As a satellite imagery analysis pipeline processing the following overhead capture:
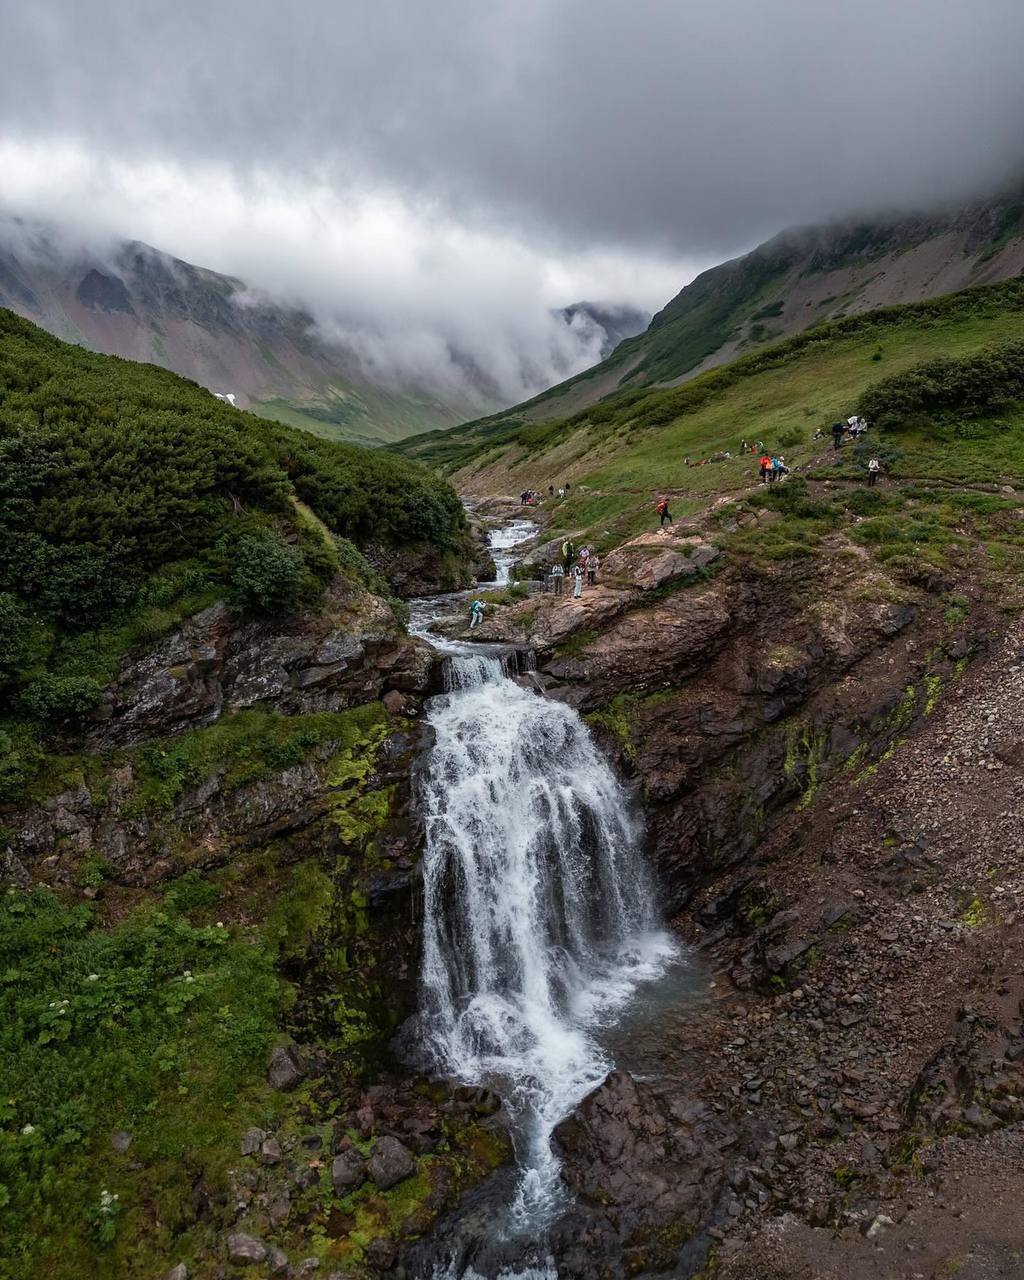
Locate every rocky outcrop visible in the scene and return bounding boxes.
[87,575,432,748]
[549,1070,728,1277]
[363,532,488,597]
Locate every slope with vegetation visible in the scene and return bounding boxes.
[0,310,513,1279]
[0,221,493,446]
[398,188,1024,448]
[398,275,1024,545]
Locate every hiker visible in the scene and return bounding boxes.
[468,599,485,629]
[587,552,599,586]
[562,538,576,572]
[548,485,554,496]
[772,455,789,481]
[759,453,772,483]
[867,457,881,487]
[550,563,564,595]
[578,546,590,572]
[572,563,584,598]
[656,496,672,527]
[831,420,845,450]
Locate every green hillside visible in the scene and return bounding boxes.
[399,192,1024,446]
[0,308,466,797]
[396,276,1024,519]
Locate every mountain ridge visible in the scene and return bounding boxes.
[413,187,1024,449]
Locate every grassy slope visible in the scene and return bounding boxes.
[253,383,475,449]
[434,280,1024,552]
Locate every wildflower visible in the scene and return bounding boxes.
[21,1123,35,1136]
[184,975,195,984]
[87,973,99,982]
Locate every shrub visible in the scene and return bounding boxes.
[19,675,105,720]
[857,341,1024,431]
[226,529,309,613]
[0,593,28,682]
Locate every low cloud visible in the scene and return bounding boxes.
[0,142,690,406]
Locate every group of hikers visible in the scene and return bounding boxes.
[757,453,791,483]
[521,483,573,504]
[545,539,599,598]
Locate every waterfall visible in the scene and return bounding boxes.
[419,654,678,1234]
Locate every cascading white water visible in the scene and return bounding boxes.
[419,654,678,1233]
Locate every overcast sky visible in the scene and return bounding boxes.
[2,0,1023,403]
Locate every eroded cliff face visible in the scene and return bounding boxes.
[453,504,1024,1280]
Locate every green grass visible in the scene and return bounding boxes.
[409,280,1024,569]
[0,889,284,1280]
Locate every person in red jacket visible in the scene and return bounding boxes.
[759,454,772,483]
[656,496,672,527]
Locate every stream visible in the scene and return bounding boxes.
[408,518,700,1279]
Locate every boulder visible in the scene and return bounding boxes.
[366,1135,416,1190]
[162,1266,188,1280]
[267,1045,307,1091]
[240,1127,267,1156]
[331,1148,367,1194]
[226,1233,267,1266]
[554,1070,725,1255]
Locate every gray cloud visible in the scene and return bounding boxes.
[0,1,1021,409]
[3,0,1022,258]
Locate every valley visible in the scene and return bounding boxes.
[3,207,1024,1280]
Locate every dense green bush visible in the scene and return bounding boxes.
[19,675,105,721]
[0,309,466,633]
[225,529,309,613]
[857,341,1024,430]
[0,593,28,680]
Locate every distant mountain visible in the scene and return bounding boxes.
[555,302,650,360]
[444,187,1024,434]
[0,218,494,446]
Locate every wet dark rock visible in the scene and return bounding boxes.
[554,1071,725,1260]
[365,1237,399,1270]
[367,1135,417,1190]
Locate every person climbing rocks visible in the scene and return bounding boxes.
[656,496,672,527]
[587,552,599,586]
[772,455,789,481]
[759,453,772,483]
[550,562,564,596]
[578,546,590,572]
[562,538,575,572]
[867,457,881,487]
[832,420,845,450]
[572,563,584,598]
[468,599,485,628]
